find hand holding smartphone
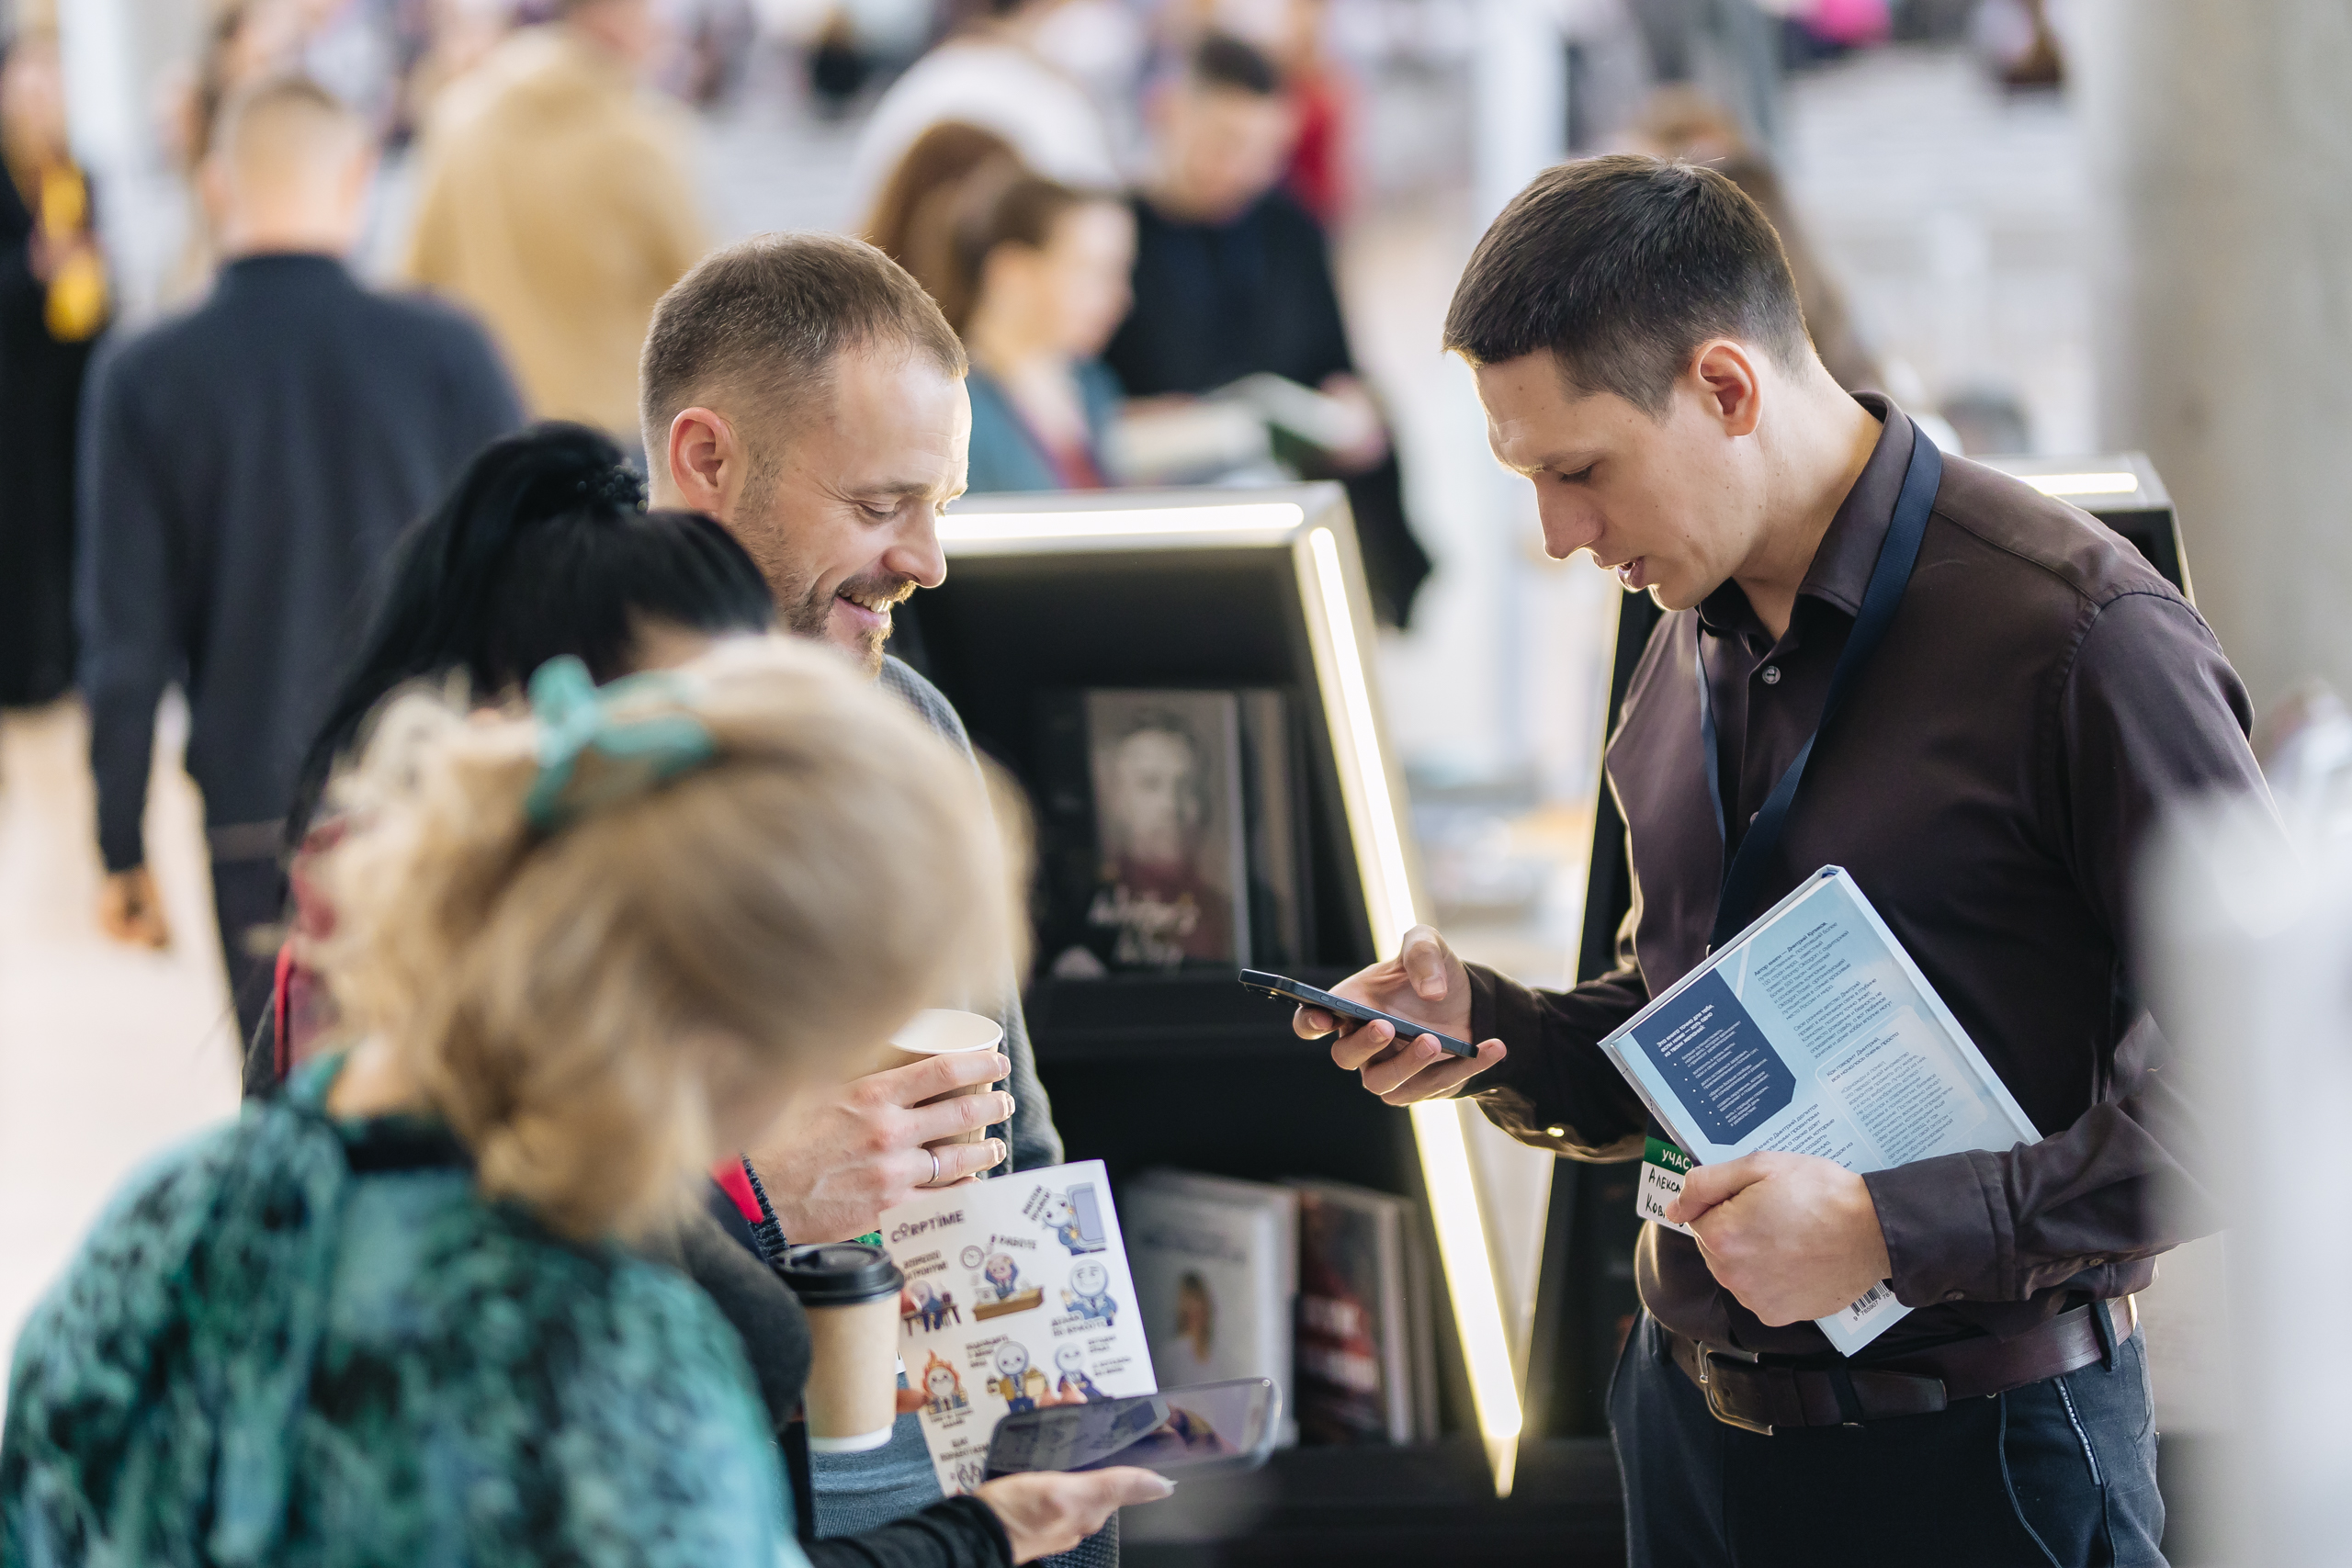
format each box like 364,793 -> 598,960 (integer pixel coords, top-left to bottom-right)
985,1379 -> 1281,1480
1238,969 -> 1476,1058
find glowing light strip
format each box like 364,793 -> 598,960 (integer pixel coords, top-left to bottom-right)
938,502 -> 1304,547
1412,1100 -> 1525,1494
1306,527 -> 1415,947
2022,471 -> 2139,497
1304,525 -> 1523,1493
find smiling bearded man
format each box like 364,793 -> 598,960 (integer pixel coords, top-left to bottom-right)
640,232 -> 1071,1551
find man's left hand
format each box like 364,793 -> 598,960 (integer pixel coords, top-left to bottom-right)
1664,1151 -> 1894,1326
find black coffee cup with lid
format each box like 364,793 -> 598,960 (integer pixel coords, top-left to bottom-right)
778,1242 -> 908,1452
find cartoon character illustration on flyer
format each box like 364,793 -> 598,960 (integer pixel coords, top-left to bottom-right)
1061,1259 -> 1119,1324
1054,1343 -> 1106,1402
903,1279 -> 960,1334
921,1350 -> 969,1416
972,1250 -> 1045,1320
1032,1182 -> 1108,1255
988,1341 -> 1050,1414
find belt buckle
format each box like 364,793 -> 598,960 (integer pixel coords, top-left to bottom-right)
1697,1348 -> 1775,1437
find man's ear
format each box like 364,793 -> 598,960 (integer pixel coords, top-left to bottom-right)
1690,340 -> 1763,439
663,406 -> 741,517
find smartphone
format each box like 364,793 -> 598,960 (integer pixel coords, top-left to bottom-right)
984,1379 -> 1282,1480
1238,968 -> 1476,1058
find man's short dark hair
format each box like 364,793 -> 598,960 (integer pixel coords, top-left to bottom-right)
1191,33 -> 1284,97
639,231 -> 967,456
1442,154 -> 1810,415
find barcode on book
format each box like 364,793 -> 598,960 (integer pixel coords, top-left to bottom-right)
1843,1281 -> 1896,1322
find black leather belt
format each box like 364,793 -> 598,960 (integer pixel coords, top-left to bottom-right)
1665,1296 -> 2135,1435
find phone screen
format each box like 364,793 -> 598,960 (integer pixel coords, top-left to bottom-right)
984,1379 -> 1279,1478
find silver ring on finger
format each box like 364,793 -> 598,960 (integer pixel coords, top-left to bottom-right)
927,1147 -> 941,1188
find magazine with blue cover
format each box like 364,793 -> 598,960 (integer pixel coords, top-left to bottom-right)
1600,866 -> 2040,1354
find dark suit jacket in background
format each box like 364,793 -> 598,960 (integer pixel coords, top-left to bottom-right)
1103,190 -> 1431,627
0,163 -> 105,708
77,253 -> 524,872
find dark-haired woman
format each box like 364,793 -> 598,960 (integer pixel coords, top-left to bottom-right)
254,423 -> 1095,1568
266,421 -> 778,1089
939,174 -> 1134,494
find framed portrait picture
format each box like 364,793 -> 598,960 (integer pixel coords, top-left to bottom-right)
1042,690 -> 1252,973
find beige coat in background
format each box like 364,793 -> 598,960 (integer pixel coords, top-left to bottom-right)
401,26 -> 708,437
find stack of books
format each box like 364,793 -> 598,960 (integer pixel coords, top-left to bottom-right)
1123,1170 -> 1436,1447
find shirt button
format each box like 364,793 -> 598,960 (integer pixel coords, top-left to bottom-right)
1760,665 -> 1782,685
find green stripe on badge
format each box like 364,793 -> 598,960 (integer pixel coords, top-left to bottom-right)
1645,1136 -> 1693,1175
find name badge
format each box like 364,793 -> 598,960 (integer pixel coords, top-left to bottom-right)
1636,1135 -> 1695,1235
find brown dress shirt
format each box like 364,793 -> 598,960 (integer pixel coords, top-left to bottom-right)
1467,397 -> 2267,1356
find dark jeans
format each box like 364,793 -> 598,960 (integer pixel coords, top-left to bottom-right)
1611,1311 -> 2165,1567
210,855 -> 286,1095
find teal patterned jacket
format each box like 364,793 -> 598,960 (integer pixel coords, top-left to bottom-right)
0,1056 -> 805,1567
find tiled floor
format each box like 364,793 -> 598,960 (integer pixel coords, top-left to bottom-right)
0,698 -> 242,1395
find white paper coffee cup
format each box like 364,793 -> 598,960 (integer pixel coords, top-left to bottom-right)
884,1010 -> 1005,1147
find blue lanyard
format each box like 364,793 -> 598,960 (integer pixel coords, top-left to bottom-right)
1699,424 -> 1943,953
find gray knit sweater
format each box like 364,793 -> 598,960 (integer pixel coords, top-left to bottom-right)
808,659 -> 1067,1543
877,655 -> 1061,1172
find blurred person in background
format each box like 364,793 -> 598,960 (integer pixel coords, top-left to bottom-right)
1624,0 -> 1782,154
849,0 -> 1119,218
390,0 -> 516,144
3,628 -> 1167,1563
1628,85 -> 1879,393
1104,33 -> 1430,627
402,0 -> 707,436
159,0 -> 308,301
1170,0 -> 1352,228
77,77 -> 520,1068
935,169 -> 1134,493
863,119 -> 1020,286
0,30 -> 109,715
643,235 -> 1105,1562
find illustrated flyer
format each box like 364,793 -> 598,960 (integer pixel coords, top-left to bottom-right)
876,1158 -> 1159,1494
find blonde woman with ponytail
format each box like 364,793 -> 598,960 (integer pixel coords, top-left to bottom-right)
1,638 -> 1168,1565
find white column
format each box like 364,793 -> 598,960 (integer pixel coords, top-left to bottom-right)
1472,0 -> 1568,232
54,0 -> 139,175
2075,0 -> 2352,709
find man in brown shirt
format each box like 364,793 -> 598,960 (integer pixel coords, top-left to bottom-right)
1300,157 -> 2264,1565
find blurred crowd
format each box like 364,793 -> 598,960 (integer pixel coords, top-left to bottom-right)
0,0 -> 2075,1041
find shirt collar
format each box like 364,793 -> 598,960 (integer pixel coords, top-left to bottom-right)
1696,392 -> 1914,638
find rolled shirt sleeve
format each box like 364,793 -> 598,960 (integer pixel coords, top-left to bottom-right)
1865,590 -> 2266,1306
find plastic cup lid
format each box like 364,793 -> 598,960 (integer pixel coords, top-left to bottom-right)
776,1242 -> 905,1305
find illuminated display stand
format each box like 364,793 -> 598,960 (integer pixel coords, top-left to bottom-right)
902,485 -> 1623,1566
